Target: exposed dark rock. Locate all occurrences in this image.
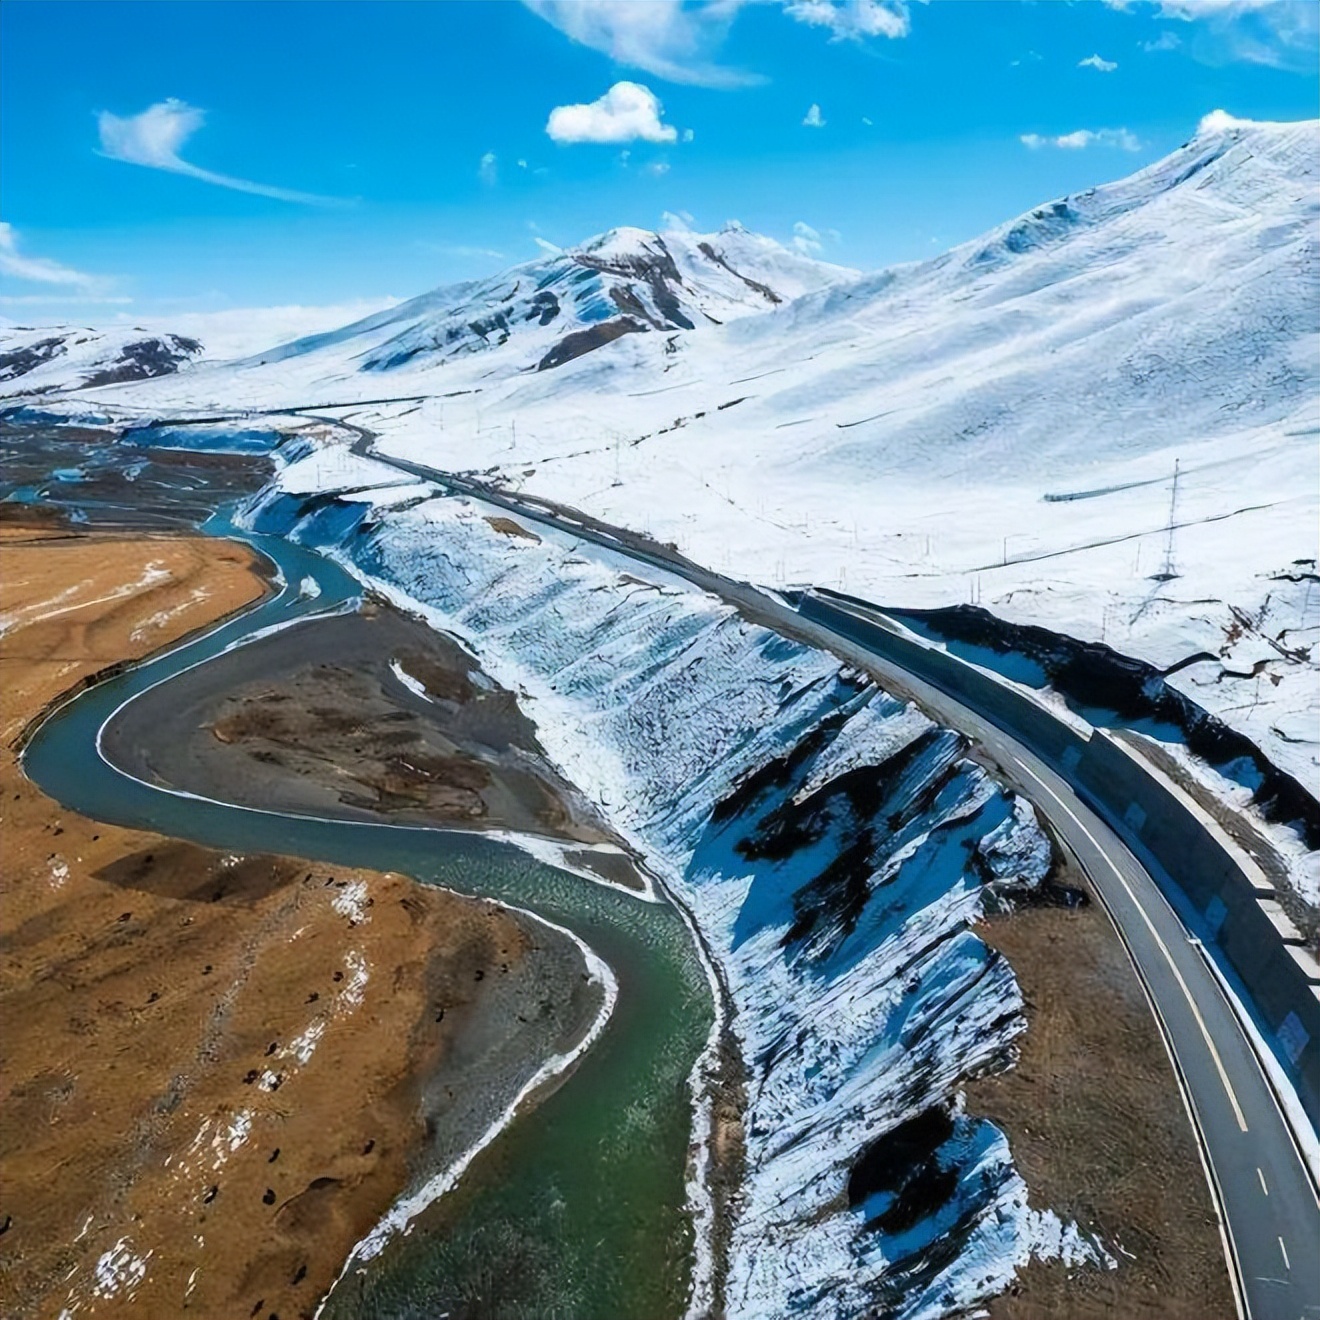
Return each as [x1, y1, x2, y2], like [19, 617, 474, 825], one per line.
[526, 290, 560, 326]
[574, 236, 695, 330]
[697, 242, 782, 305]
[81, 335, 203, 388]
[0, 336, 68, 382]
[536, 317, 647, 372]
[847, 1105, 953, 1206]
[891, 602, 1320, 848]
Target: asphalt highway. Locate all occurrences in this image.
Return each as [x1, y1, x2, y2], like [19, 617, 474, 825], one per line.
[339, 426, 1320, 1319]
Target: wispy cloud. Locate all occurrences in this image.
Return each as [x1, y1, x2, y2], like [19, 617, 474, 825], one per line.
[784, 0, 910, 41]
[97, 99, 344, 205]
[1078, 52, 1119, 70]
[1142, 29, 1182, 49]
[417, 241, 508, 261]
[1104, 0, 1318, 71]
[0, 222, 108, 291]
[1020, 127, 1142, 150]
[803, 103, 826, 128]
[522, 0, 757, 88]
[792, 220, 822, 254]
[547, 82, 678, 144]
[523, 0, 916, 87]
[479, 150, 499, 185]
[0, 294, 131, 308]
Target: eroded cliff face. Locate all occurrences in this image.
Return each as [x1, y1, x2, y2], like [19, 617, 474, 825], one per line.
[244, 476, 1106, 1318]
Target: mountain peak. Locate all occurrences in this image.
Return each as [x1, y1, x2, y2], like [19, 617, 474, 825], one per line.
[235, 221, 855, 377]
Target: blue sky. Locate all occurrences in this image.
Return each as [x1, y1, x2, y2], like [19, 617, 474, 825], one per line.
[1, 0, 1316, 323]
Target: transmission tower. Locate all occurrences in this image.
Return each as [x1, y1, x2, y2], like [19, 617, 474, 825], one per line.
[1152, 458, 1181, 582]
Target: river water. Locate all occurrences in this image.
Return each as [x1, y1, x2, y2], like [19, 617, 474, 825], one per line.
[20, 498, 713, 1318]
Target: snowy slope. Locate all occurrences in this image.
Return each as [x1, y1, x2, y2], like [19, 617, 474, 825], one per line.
[237, 223, 854, 376]
[44, 115, 1320, 810]
[0, 325, 203, 396]
[242, 470, 1105, 1318]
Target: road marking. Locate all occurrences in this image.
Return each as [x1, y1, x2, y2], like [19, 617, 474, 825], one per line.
[1258, 1166, 1269, 1196]
[1006, 752, 1250, 1133]
[1278, 1236, 1290, 1270]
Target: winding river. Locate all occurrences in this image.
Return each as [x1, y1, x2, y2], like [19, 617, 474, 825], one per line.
[21, 512, 714, 1319]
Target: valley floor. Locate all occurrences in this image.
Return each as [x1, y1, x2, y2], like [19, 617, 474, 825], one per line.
[0, 523, 588, 1320]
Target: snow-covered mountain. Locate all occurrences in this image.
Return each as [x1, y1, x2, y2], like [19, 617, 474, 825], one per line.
[237, 223, 854, 376]
[0, 325, 203, 395]
[27, 114, 1320, 835]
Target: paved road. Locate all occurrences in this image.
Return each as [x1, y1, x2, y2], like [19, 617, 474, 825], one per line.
[333, 425, 1320, 1318]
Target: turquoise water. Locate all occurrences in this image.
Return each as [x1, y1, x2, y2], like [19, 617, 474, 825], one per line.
[22, 516, 713, 1320]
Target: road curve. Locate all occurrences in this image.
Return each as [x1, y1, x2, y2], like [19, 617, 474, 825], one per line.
[328, 423, 1320, 1318]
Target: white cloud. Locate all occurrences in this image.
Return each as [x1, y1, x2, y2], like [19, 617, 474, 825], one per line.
[661, 209, 696, 231]
[524, 0, 917, 86]
[1020, 127, 1142, 151]
[130, 300, 402, 358]
[792, 220, 822, 254]
[534, 236, 564, 255]
[418, 241, 507, 260]
[522, 0, 756, 88]
[1103, 0, 1317, 71]
[784, 0, 910, 40]
[547, 81, 678, 144]
[861, 115, 873, 125]
[647, 160, 671, 176]
[1143, 29, 1183, 49]
[682, 127, 695, 142]
[1152, 0, 1276, 13]
[479, 151, 499, 184]
[0, 222, 104, 289]
[803, 103, 826, 128]
[1197, 107, 1257, 133]
[97, 99, 340, 205]
[1078, 52, 1119, 70]
[0, 294, 131, 308]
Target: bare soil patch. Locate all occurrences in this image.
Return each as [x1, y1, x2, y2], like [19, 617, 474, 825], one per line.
[969, 855, 1235, 1319]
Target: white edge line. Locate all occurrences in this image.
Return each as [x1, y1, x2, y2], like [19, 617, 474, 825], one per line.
[1002, 756, 1249, 1320]
[1011, 756, 1250, 1132]
[1193, 939, 1320, 1202]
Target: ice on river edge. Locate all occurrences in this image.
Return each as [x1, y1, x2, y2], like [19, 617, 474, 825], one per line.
[242, 476, 1112, 1319]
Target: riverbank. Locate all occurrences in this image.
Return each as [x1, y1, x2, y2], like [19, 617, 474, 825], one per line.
[99, 598, 649, 892]
[0, 524, 591, 1320]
